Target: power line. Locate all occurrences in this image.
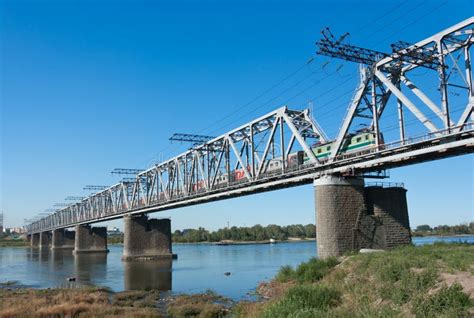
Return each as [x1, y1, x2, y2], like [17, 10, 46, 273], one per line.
[135, 2, 440, 167]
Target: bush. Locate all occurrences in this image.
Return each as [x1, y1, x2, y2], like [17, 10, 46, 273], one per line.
[261, 284, 340, 317]
[414, 283, 471, 317]
[275, 265, 294, 282]
[295, 257, 339, 283]
[275, 257, 338, 283]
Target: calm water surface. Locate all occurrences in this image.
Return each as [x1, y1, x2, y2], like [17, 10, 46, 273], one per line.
[1, 236, 473, 300]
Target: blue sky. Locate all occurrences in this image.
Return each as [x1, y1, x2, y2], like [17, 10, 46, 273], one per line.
[1, 0, 473, 230]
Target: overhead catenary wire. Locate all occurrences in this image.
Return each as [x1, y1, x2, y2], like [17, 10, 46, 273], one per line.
[131, 0, 454, 173]
[200, 2, 450, 138]
[138, 1, 440, 167]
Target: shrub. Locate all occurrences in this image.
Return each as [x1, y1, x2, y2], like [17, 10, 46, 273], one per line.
[275, 265, 294, 282]
[413, 283, 471, 317]
[261, 284, 340, 317]
[294, 257, 339, 283]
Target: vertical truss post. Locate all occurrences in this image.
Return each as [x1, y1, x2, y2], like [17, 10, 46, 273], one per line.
[371, 74, 380, 147]
[396, 80, 406, 143]
[250, 124, 255, 178]
[225, 140, 231, 183]
[279, 116, 286, 173]
[437, 39, 451, 132]
[464, 45, 474, 124]
[466, 45, 473, 100]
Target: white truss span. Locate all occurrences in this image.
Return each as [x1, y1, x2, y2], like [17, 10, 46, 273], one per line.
[27, 18, 474, 234]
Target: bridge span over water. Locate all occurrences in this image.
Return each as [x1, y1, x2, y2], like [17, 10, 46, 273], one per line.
[26, 18, 474, 259]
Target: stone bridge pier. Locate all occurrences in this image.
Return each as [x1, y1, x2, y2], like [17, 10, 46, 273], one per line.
[52, 229, 75, 250]
[39, 231, 51, 249]
[314, 175, 411, 258]
[122, 214, 176, 260]
[73, 225, 108, 254]
[30, 233, 40, 247]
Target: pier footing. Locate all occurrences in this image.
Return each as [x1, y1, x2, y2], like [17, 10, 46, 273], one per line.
[39, 231, 51, 249]
[31, 233, 40, 247]
[73, 225, 108, 253]
[52, 229, 75, 250]
[314, 176, 411, 258]
[122, 215, 176, 261]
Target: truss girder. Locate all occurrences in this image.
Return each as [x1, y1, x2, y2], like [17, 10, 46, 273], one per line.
[27, 107, 329, 233]
[328, 17, 474, 161]
[26, 19, 474, 234]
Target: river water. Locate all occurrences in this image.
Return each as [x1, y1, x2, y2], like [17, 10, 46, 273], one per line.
[1, 236, 473, 300]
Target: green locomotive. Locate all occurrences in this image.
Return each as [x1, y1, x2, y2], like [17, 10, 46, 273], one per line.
[305, 130, 379, 162]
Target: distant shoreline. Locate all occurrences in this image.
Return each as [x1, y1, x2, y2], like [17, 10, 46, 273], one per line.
[1, 234, 473, 248]
[173, 238, 317, 245]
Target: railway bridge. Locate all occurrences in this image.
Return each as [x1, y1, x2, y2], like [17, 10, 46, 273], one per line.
[26, 18, 474, 259]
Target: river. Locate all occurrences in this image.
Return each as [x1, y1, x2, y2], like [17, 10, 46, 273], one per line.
[1, 235, 473, 300]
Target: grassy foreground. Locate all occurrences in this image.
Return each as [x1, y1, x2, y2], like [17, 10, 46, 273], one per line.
[236, 242, 474, 318]
[0, 243, 472, 317]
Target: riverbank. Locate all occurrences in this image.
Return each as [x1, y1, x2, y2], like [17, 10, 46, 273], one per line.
[174, 237, 316, 245]
[237, 242, 474, 317]
[1, 242, 472, 317]
[0, 238, 27, 247]
[0, 237, 315, 248]
[4, 233, 471, 247]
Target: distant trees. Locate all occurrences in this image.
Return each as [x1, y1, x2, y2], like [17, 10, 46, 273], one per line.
[412, 222, 474, 236]
[172, 224, 316, 243]
[415, 224, 432, 232]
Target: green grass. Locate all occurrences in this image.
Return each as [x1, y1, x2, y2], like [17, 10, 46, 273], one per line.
[261, 284, 340, 318]
[414, 283, 471, 318]
[275, 257, 339, 283]
[241, 243, 474, 318]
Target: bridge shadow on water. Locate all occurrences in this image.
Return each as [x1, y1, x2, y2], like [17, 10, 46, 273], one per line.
[123, 259, 172, 291]
[23, 247, 173, 291]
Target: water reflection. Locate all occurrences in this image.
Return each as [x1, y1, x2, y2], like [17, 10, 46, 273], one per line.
[51, 249, 73, 264]
[75, 253, 108, 283]
[38, 248, 49, 264]
[124, 259, 172, 291]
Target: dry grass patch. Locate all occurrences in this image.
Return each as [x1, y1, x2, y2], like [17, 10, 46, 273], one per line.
[167, 291, 232, 318]
[0, 287, 161, 318]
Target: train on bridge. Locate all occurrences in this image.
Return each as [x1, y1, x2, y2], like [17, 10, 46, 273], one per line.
[189, 130, 380, 192]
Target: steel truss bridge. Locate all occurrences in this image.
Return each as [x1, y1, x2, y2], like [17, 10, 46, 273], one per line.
[27, 18, 474, 234]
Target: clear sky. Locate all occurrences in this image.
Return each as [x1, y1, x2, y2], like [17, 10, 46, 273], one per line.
[1, 0, 473, 230]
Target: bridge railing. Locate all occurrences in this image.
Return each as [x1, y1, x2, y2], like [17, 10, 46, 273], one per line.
[365, 182, 405, 188]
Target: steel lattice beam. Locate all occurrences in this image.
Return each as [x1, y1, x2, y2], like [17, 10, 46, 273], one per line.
[26, 18, 474, 234]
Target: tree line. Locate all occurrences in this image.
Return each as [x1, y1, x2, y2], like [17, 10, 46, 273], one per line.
[413, 222, 474, 236]
[173, 224, 316, 243]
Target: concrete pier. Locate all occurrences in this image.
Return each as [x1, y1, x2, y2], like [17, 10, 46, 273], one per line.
[314, 176, 366, 259]
[314, 176, 411, 258]
[39, 231, 51, 249]
[73, 225, 108, 253]
[122, 215, 175, 260]
[52, 229, 75, 250]
[31, 233, 40, 247]
[365, 185, 411, 248]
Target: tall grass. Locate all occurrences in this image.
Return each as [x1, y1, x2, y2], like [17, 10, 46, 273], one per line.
[414, 283, 471, 317]
[261, 284, 340, 318]
[248, 243, 474, 317]
[275, 257, 339, 283]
